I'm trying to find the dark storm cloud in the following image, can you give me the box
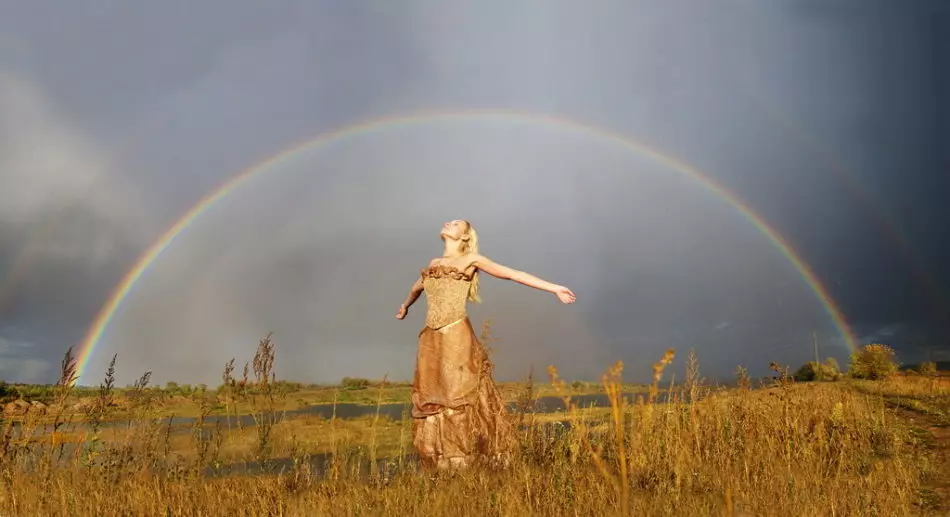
[0,73,150,381]
[1,0,946,385]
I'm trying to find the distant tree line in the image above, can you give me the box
[1,343,941,405]
[790,343,938,383]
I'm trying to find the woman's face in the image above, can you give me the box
[440,219,468,241]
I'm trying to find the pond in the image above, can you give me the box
[9,391,668,432]
[165,392,656,428]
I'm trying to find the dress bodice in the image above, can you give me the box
[421,264,474,329]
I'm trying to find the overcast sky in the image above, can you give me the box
[1,0,947,386]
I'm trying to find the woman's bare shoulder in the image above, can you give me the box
[465,253,489,266]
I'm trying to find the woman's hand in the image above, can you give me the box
[554,285,576,304]
[395,304,408,320]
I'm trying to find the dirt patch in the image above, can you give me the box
[888,404,950,514]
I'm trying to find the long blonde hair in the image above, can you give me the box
[461,220,481,303]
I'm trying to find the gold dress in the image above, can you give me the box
[411,264,514,470]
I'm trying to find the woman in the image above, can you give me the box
[396,219,576,470]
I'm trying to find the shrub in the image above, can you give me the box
[823,357,842,379]
[341,377,371,390]
[848,344,898,380]
[793,358,841,382]
[0,381,19,403]
[918,361,937,375]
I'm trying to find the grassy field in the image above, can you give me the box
[1,342,949,516]
[3,369,650,421]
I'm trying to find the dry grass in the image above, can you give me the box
[0,339,946,516]
[849,373,950,428]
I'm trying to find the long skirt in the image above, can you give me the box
[411,317,514,470]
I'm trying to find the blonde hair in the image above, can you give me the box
[461,220,481,303]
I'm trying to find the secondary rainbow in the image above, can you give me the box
[751,90,950,320]
[73,109,859,382]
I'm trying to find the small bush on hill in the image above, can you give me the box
[793,358,841,382]
[341,377,372,390]
[848,344,898,380]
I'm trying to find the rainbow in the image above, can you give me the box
[749,90,950,320]
[73,109,859,382]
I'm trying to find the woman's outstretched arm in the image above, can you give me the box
[471,254,576,304]
[396,277,425,319]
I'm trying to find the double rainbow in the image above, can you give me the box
[73,109,859,382]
